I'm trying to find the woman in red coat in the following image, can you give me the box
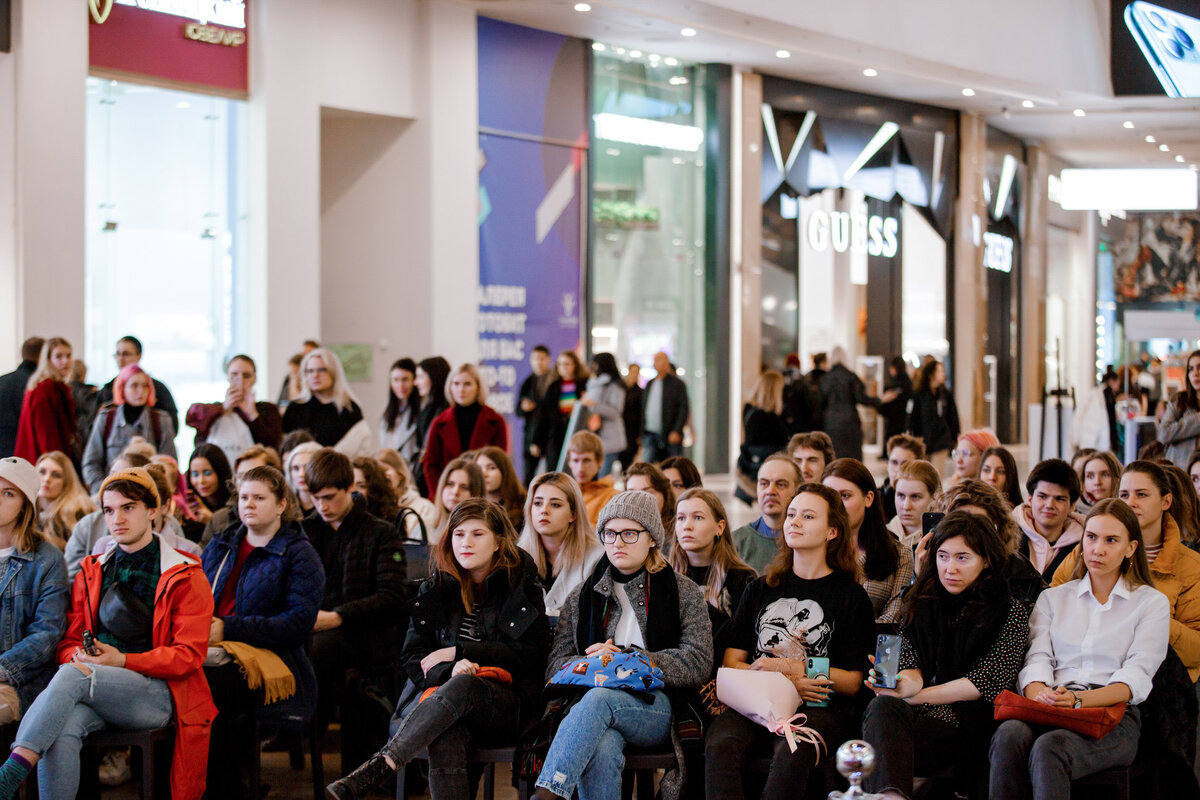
[14,338,77,464]
[422,364,509,497]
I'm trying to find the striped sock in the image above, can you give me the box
[0,753,32,800]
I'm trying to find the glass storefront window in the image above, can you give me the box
[590,49,709,463]
[85,78,251,457]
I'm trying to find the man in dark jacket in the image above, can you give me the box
[0,338,44,457]
[300,448,408,777]
[818,347,880,461]
[619,363,644,469]
[517,345,554,484]
[642,352,689,463]
[95,335,179,435]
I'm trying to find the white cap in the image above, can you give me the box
[0,457,40,507]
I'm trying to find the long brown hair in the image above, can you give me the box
[624,461,676,534]
[352,457,399,520]
[434,498,524,612]
[1071,498,1155,589]
[765,483,858,586]
[935,479,1021,553]
[433,457,485,528]
[4,492,43,555]
[824,458,899,581]
[475,446,526,530]
[518,472,595,578]
[35,451,95,544]
[1175,350,1200,413]
[668,488,754,608]
[902,511,1010,624]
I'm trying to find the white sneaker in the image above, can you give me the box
[98,748,132,787]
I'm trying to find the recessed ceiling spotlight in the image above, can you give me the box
[1073,108,1085,116]
[1146,135,1156,143]
[1123,120,1135,128]
[961,88,975,97]
[1021,100,1035,108]
[680,27,697,37]
[863,68,878,77]
[1160,144,1170,151]
[664,57,678,66]
[1176,155,1186,162]
[629,50,642,57]
[574,2,591,11]
[615,47,625,54]
[592,43,606,52]
[669,75,689,85]
[648,53,660,61]
[776,50,791,59]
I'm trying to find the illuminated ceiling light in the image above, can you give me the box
[843,121,900,182]
[680,27,697,36]
[961,88,975,97]
[776,50,790,58]
[994,153,1018,219]
[1059,168,1198,210]
[1161,144,1171,152]
[1146,135,1157,143]
[1177,155,1186,162]
[761,104,785,175]
[629,50,642,57]
[593,112,704,151]
[648,53,660,61]
[664,57,678,66]
[668,75,689,85]
[615,47,625,54]
[1123,120,1135,128]
[785,111,816,173]
[863,68,878,77]
[1073,108,1086,116]
[592,42,606,51]
[574,2,591,10]
[1021,100,1035,108]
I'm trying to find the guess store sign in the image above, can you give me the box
[89,0,248,95]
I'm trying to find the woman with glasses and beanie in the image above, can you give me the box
[531,491,712,800]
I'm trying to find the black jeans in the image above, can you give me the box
[383,674,520,800]
[205,662,263,799]
[705,706,853,800]
[312,628,390,775]
[861,695,958,798]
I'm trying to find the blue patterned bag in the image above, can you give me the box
[549,648,665,694]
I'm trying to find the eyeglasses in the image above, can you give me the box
[954,449,975,459]
[599,528,646,544]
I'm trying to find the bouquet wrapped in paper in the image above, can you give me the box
[715,666,826,759]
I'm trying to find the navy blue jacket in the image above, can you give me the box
[203,521,325,727]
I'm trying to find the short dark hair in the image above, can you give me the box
[788,432,835,465]
[532,345,550,356]
[391,357,416,374]
[886,434,927,460]
[20,337,45,363]
[117,335,143,355]
[102,479,159,509]
[305,448,354,494]
[1025,458,1080,504]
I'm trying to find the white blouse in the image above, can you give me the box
[1018,575,1170,705]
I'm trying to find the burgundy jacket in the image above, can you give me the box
[422,405,508,496]
[186,402,283,451]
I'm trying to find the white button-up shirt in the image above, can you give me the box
[1019,575,1170,705]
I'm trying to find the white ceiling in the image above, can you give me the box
[463,0,1200,169]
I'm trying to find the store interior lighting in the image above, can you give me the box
[594,113,704,152]
[1059,168,1199,211]
[843,121,900,182]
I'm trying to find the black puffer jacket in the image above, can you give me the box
[906,387,960,453]
[398,550,550,726]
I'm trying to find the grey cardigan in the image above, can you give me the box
[1159,400,1200,469]
[583,375,628,456]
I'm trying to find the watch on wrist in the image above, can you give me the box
[1072,691,1083,709]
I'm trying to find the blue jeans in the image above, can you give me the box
[600,453,620,478]
[13,663,173,800]
[536,689,672,800]
[641,433,681,464]
[988,706,1141,800]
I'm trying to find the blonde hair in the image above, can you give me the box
[895,460,942,497]
[6,493,43,555]
[376,449,416,496]
[433,457,485,528]
[668,488,754,610]
[446,363,488,407]
[518,472,596,578]
[296,348,359,412]
[35,451,95,547]
[26,337,71,391]
[746,370,785,416]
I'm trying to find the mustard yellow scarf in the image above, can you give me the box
[218,641,296,705]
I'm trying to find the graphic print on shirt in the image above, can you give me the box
[755,597,832,660]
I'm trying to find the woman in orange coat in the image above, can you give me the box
[0,468,215,800]
[14,338,77,464]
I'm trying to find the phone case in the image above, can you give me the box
[874,634,902,689]
[806,656,830,708]
[1126,1,1200,97]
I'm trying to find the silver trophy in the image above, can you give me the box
[828,740,883,799]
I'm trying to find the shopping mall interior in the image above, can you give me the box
[2,0,1200,798]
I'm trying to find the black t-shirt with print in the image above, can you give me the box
[728,570,875,677]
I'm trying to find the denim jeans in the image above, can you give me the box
[536,689,672,800]
[988,706,1141,800]
[600,453,620,479]
[641,433,681,464]
[12,663,173,800]
[384,674,520,800]
[704,705,853,800]
[861,695,957,798]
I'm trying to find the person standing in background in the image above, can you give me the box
[96,336,179,435]
[278,340,319,408]
[15,339,78,465]
[619,363,644,470]
[641,352,689,463]
[517,345,555,485]
[0,339,45,458]
[819,347,881,462]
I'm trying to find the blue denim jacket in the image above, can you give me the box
[0,540,69,711]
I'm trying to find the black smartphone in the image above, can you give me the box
[921,512,945,535]
[873,633,901,689]
[81,629,100,657]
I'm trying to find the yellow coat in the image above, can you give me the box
[1052,516,1200,681]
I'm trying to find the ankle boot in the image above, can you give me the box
[325,755,394,800]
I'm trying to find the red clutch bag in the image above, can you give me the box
[420,666,513,703]
[993,689,1126,739]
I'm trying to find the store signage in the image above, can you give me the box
[806,210,899,258]
[983,231,1014,273]
[185,23,245,46]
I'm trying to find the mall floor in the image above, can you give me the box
[103,451,1026,799]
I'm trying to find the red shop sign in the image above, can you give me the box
[88,0,248,96]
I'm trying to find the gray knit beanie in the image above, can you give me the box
[596,490,665,549]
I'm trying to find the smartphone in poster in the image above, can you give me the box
[1113,0,1200,96]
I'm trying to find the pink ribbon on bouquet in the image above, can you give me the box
[768,713,827,757]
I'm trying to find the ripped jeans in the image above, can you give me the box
[12,663,173,800]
